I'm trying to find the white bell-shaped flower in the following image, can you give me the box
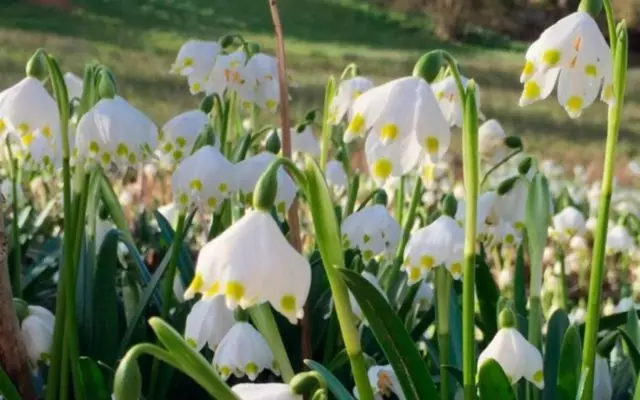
[326,160,348,193]
[0,77,58,144]
[235,152,297,217]
[277,125,320,158]
[490,221,523,247]
[455,191,498,235]
[75,96,157,171]
[414,281,434,311]
[158,202,180,230]
[593,355,612,400]
[205,50,251,97]
[244,53,280,113]
[330,76,374,124]
[478,326,544,388]
[20,305,55,365]
[158,110,209,166]
[519,12,612,118]
[22,129,61,172]
[172,145,235,212]
[495,177,529,231]
[606,224,634,255]
[232,383,301,400]
[341,205,401,262]
[64,72,84,100]
[213,322,277,380]
[478,119,507,164]
[184,297,235,351]
[170,40,221,95]
[431,75,482,128]
[185,210,311,323]
[419,160,450,190]
[551,206,586,243]
[402,214,464,284]
[365,365,405,400]
[348,271,388,323]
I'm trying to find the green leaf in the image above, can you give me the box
[339,268,438,399]
[633,369,640,400]
[478,359,516,400]
[557,325,582,400]
[116,231,161,307]
[525,174,551,297]
[0,364,21,400]
[625,306,640,351]
[514,244,528,335]
[78,357,111,400]
[154,210,195,286]
[92,229,120,367]
[305,359,355,400]
[617,328,640,372]
[410,308,435,341]
[443,365,464,386]
[544,309,570,400]
[476,254,499,342]
[596,331,619,358]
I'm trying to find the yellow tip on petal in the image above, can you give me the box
[541,49,561,67]
[424,136,440,155]
[280,294,297,313]
[450,262,462,277]
[565,96,583,118]
[420,255,434,270]
[371,159,392,180]
[225,281,245,302]
[347,113,365,136]
[521,61,535,79]
[584,64,597,77]
[521,81,541,104]
[380,123,399,142]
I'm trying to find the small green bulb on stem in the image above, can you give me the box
[517,156,533,176]
[265,130,282,154]
[504,136,523,150]
[440,193,458,217]
[373,189,388,206]
[97,68,117,99]
[200,95,215,114]
[578,0,602,18]
[113,353,142,400]
[412,50,444,84]
[252,159,281,212]
[25,48,47,80]
[497,176,519,195]
[498,304,517,329]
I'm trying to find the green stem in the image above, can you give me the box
[395,176,405,223]
[557,246,568,310]
[581,22,627,399]
[436,268,452,400]
[320,76,336,171]
[527,296,542,400]
[355,189,385,212]
[248,304,295,382]
[6,141,20,298]
[441,51,467,102]
[514,244,527,335]
[603,0,616,54]
[480,148,523,188]
[343,175,360,219]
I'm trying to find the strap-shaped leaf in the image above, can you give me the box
[557,325,582,400]
[339,268,438,399]
[544,309,570,400]
[478,359,516,400]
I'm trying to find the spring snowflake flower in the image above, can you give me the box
[606,224,634,255]
[414,281,434,311]
[205,50,252,98]
[402,214,464,284]
[64,72,84,100]
[157,110,210,166]
[345,76,450,185]
[420,159,450,189]
[326,160,348,193]
[75,96,157,171]
[478,325,544,388]
[172,145,235,212]
[431,75,482,128]
[478,119,507,164]
[455,191,498,235]
[184,297,235,352]
[519,12,612,118]
[277,125,320,158]
[20,129,61,172]
[171,40,221,94]
[490,220,523,247]
[330,76,374,124]
[213,322,277,380]
[244,53,280,112]
[495,177,529,231]
[341,205,401,262]
[236,152,297,217]
[360,365,404,400]
[551,206,586,243]
[0,76,58,144]
[498,268,514,289]
[185,210,311,323]
[21,305,55,365]
[232,383,301,400]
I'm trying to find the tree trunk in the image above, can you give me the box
[433,0,469,40]
[0,193,37,400]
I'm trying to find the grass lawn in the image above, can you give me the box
[1,0,639,172]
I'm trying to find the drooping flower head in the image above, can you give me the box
[171,40,222,95]
[213,322,277,380]
[341,205,401,262]
[431,75,482,128]
[329,76,374,124]
[157,109,210,166]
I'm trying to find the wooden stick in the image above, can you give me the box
[268,0,312,363]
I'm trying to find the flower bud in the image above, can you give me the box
[578,0,602,18]
[373,189,388,206]
[295,123,307,134]
[13,298,29,322]
[290,371,323,395]
[219,34,236,48]
[252,159,281,212]
[497,176,520,196]
[246,42,261,56]
[26,49,48,80]
[304,109,317,124]
[97,68,117,99]
[440,193,457,217]
[113,353,142,400]
[504,136,523,150]
[265,130,281,154]
[498,304,517,329]
[412,50,443,84]
[199,94,214,114]
[518,156,533,176]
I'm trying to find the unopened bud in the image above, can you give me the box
[199,95,214,114]
[497,176,519,196]
[518,156,533,176]
[440,193,457,217]
[498,304,517,329]
[504,136,523,150]
[373,189,388,206]
[25,49,47,80]
[113,353,142,400]
[97,68,117,99]
[252,159,281,211]
[219,34,236,48]
[412,50,443,84]
[265,130,281,154]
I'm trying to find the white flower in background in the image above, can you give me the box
[172,145,235,212]
[478,325,544,388]
[0,76,58,144]
[628,160,640,176]
[569,235,589,253]
[277,125,320,158]
[569,303,586,324]
[213,322,277,380]
[615,296,635,313]
[244,53,280,112]
[419,160,450,189]
[551,206,586,243]
[330,76,374,124]
[455,191,498,235]
[402,214,464,283]
[75,96,157,171]
[205,50,251,98]
[364,365,405,400]
[498,268,514,289]
[341,205,401,262]
[235,152,297,217]
[22,129,61,172]
[232,383,301,400]
[184,297,235,352]
[345,76,450,185]
[490,221,522,247]
[157,110,209,166]
[603,298,616,316]
[20,305,55,365]
[431,75,482,128]
[170,40,221,94]
[519,12,612,118]
[586,216,598,232]
[143,162,158,179]
[185,210,311,323]
[118,189,134,208]
[495,177,529,231]
[158,202,180,229]
[64,72,84,100]
[478,119,507,164]
[349,271,388,323]
[606,224,634,255]
[414,281,434,311]
[593,355,612,400]
[326,160,348,193]
[1,179,24,207]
